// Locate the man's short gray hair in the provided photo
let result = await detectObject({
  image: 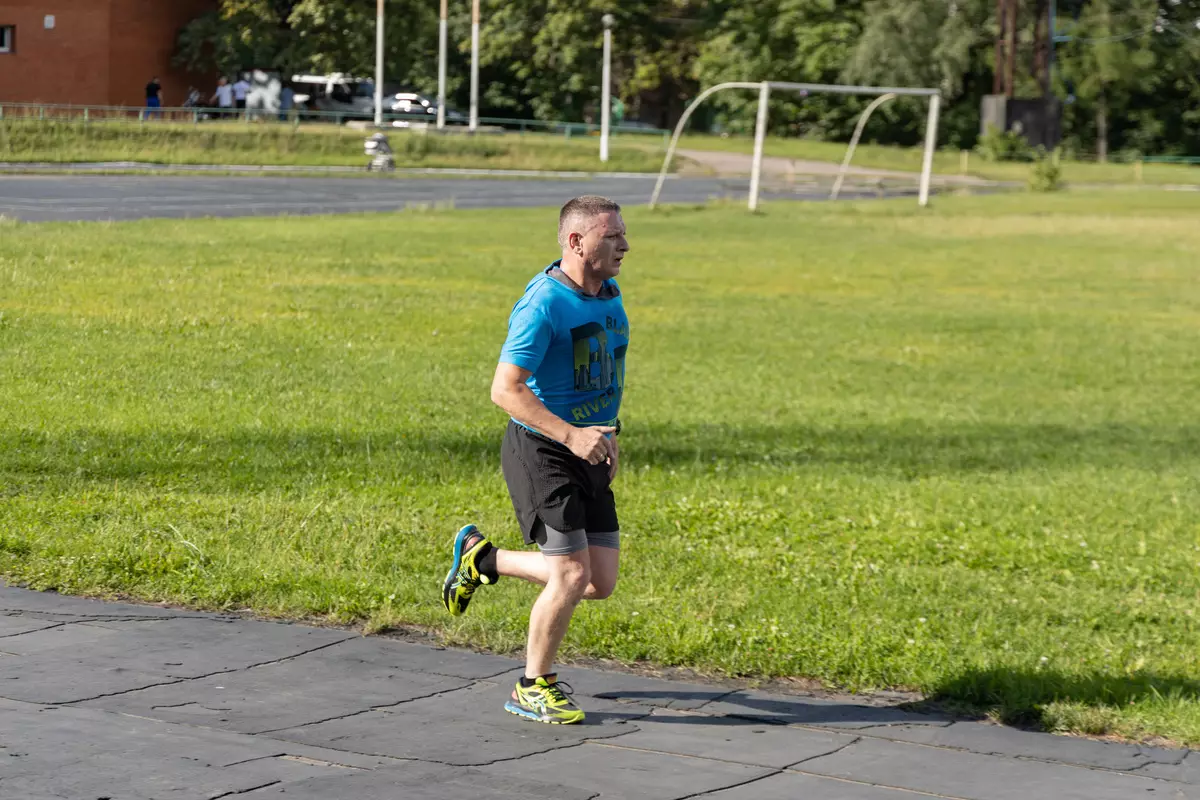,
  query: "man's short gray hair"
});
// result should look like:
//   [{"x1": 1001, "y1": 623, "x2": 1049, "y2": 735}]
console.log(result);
[{"x1": 558, "y1": 195, "x2": 621, "y2": 248}]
